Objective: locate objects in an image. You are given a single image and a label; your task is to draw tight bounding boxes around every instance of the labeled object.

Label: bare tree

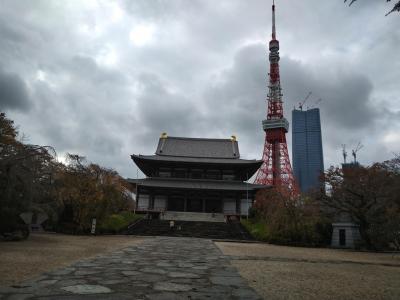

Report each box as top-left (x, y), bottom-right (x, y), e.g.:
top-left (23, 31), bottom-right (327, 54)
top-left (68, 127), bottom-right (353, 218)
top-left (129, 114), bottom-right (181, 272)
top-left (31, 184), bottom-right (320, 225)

top-left (254, 187), bottom-right (332, 246)
top-left (1, 113), bottom-right (59, 238)
top-left (344, 0), bottom-right (400, 16)
top-left (321, 158), bottom-right (400, 249)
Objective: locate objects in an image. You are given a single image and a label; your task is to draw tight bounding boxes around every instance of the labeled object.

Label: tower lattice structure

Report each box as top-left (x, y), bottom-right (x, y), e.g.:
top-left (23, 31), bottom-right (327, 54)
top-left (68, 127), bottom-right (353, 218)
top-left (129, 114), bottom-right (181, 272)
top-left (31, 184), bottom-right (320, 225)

top-left (255, 1), bottom-right (297, 194)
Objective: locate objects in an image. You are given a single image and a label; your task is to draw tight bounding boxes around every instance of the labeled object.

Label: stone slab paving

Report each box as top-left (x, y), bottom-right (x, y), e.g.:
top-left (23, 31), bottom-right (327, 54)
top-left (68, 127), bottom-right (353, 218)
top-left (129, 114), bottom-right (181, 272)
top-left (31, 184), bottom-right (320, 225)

top-left (0, 237), bottom-right (261, 299)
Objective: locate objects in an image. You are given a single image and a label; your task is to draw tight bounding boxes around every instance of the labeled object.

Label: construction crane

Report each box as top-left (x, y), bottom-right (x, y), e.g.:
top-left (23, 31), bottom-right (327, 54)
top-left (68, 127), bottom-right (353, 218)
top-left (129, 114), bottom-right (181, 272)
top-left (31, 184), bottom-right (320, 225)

top-left (298, 91), bottom-right (312, 111)
top-left (352, 142), bottom-right (363, 163)
top-left (342, 144), bottom-right (347, 164)
top-left (308, 98), bottom-right (322, 109)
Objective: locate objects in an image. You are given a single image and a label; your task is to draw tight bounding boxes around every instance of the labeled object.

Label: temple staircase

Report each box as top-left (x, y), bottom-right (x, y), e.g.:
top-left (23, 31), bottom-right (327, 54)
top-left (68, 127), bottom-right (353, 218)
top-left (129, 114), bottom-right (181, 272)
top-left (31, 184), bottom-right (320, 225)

top-left (127, 219), bottom-right (253, 241)
top-left (160, 211), bottom-right (225, 222)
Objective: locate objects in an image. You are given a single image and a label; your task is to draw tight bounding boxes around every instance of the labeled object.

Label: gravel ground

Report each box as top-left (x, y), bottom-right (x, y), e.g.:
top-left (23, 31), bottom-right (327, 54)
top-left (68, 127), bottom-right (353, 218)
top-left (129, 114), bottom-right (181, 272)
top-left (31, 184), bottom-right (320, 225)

top-left (216, 242), bottom-right (400, 266)
top-left (232, 260), bottom-right (400, 300)
top-left (0, 232), bottom-right (143, 286)
top-left (216, 242), bottom-right (400, 300)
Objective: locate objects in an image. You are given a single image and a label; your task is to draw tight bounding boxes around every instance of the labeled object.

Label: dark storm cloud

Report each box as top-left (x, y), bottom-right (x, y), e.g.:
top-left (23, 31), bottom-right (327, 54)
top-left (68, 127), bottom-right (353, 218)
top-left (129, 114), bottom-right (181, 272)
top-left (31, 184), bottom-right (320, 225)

top-left (280, 58), bottom-right (375, 129)
top-left (203, 44), bottom-right (266, 148)
top-left (0, 19), bottom-right (26, 43)
top-left (0, 68), bottom-right (31, 111)
top-left (26, 56), bottom-right (129, 155)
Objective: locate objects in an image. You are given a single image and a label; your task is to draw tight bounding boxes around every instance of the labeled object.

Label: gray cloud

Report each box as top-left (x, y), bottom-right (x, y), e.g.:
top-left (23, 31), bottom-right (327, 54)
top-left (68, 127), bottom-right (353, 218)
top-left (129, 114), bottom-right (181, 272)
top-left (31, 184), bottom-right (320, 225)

top-left (279, 58), bottom-right (375, 129)
top-left (135, 72), bottom-right (202, 137)
top-left (0, 0), bottom-right (399, 177)
top-left (0, 68), bottom-right (31, 111)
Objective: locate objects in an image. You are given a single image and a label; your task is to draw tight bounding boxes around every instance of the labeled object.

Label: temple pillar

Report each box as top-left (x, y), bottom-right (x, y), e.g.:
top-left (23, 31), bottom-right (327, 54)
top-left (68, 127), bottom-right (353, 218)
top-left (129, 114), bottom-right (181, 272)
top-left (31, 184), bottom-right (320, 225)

top-left (135, 186), bottom-right (139, 211)
top-left (235, 193), bottom-right (241, 215)
top-left (150, 191), bottom-right (154, 210)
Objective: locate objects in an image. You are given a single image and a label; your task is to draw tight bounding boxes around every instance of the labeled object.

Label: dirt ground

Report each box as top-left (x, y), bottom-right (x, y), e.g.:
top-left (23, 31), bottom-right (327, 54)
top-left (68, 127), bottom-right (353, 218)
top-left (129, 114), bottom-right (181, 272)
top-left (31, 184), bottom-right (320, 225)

top-left (216, 242), bottom-right (400, 300)
top-left (0, 233), bottom-right (143, 286)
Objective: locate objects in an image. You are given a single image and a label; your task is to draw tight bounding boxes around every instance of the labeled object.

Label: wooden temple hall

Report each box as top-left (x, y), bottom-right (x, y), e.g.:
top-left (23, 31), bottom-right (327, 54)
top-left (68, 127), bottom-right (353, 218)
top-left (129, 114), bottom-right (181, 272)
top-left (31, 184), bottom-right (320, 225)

top-left (128, 134), bottom-right (266, 220)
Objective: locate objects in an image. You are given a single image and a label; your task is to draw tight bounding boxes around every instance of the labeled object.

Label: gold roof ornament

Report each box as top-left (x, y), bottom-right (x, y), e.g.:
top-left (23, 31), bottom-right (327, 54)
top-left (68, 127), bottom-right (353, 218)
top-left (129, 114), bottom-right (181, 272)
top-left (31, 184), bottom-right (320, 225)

top-left (231, 135), bottom-right (237, 141)
top-left (160, 132), bottom-right (168, 139)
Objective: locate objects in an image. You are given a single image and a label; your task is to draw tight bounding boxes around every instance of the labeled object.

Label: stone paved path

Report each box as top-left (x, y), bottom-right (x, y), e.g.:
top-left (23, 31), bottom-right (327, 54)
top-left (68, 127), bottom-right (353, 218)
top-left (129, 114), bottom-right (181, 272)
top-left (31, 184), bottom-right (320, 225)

top-left (0, 237), bottom-right (261, 299)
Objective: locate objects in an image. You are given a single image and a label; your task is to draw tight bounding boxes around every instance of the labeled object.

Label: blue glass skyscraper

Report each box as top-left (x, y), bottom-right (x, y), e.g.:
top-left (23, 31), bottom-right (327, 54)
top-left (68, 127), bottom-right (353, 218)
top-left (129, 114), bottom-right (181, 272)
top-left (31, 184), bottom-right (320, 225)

top-left (292, 108), bottom-right (324, 193)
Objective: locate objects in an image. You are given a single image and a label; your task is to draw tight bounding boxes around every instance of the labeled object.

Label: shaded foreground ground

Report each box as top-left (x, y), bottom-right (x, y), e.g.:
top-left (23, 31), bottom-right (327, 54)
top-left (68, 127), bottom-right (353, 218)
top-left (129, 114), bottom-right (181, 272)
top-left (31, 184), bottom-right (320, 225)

top-left (0, 233), bottom-right (143, 286)
top-left (0, 235), bottom-right (259, 299)
top-left (216, 242), bottom-right (400, 300)
top-left (2, 234), bottom-right (400, 299)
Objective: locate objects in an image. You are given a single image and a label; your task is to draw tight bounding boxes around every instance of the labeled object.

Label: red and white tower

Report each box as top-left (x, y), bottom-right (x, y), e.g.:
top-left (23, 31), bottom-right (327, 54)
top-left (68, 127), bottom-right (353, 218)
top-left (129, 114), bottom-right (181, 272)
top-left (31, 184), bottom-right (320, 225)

top-left (255, 1), bottom-right (298, 194)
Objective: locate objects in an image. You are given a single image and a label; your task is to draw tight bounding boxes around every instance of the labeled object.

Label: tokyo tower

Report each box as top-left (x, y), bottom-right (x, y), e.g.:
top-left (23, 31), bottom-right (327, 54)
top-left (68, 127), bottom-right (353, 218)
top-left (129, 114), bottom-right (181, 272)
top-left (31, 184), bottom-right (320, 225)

top-left (255, 0), bottom-right (298, 194)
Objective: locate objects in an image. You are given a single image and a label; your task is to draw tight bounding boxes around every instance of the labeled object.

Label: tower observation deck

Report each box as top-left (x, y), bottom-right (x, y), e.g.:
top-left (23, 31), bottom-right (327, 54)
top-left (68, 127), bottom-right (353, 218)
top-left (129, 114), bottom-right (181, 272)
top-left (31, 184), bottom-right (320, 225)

top-left (255, 1), bottom-right (298, 194)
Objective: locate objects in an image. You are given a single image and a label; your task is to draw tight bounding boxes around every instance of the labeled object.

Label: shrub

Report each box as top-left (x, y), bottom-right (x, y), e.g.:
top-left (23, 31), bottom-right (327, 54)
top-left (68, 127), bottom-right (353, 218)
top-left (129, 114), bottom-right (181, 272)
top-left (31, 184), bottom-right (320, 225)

top-left (241, 218), bottom-right (270, 241)
top-left (99, 214), bottom-right (126, 233)
top-left (119, 211), bottom-right (142, 224)
top-left (98, 212), bottom-right (142, 234)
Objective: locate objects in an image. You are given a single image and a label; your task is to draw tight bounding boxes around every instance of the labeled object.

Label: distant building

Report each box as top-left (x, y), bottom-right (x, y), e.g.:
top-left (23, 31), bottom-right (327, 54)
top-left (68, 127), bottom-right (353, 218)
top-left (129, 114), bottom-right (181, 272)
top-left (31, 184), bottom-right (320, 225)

top-left (331, 222), bottom-right (361, 249)
top-left (292, 108), bottom-right (324, 193)
top-left (331, 162), bottom-right (362, 249)
top-left (128, 134), bottom-right (266, 222)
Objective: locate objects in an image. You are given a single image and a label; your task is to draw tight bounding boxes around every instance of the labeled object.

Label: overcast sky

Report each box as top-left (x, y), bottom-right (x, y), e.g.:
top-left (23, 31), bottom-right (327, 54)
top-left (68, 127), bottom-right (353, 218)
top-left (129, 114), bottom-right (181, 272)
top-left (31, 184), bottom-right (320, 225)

top-left (0, 0), bottom-right (399, 178)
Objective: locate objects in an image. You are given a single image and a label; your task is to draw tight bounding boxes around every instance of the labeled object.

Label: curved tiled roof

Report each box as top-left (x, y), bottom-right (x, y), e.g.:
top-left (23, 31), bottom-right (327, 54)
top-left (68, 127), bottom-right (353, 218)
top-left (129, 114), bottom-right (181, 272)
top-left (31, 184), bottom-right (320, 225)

top-left (131, 136), bottom-right (262, 179)
top-left (156, 136), bottom-right (240, 158)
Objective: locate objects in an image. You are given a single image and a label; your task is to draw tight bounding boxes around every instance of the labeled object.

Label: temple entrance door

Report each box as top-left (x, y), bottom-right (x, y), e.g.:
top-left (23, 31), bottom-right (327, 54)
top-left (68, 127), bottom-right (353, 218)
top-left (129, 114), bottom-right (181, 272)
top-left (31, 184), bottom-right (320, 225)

top-left (205, 198), bottom-right (222, 213)
top-left (339, 229), bottom-right (346, 246)
top-left (168, 196), bottom-right (185, 211)
top-left (187, 198), bottom-right (203, 212)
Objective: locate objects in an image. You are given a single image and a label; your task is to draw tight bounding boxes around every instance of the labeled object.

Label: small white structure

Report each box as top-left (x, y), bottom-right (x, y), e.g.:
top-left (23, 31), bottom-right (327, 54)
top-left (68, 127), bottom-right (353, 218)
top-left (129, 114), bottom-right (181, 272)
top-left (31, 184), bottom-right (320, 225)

top-left (331, 222), bottom-right (361, 248)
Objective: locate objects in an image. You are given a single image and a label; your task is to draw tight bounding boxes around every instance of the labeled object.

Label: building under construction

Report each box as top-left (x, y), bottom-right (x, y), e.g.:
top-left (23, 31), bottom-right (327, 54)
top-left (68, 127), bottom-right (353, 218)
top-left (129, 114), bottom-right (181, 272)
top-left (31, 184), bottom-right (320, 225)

top-left (292, 107), bottom-right (324, 193)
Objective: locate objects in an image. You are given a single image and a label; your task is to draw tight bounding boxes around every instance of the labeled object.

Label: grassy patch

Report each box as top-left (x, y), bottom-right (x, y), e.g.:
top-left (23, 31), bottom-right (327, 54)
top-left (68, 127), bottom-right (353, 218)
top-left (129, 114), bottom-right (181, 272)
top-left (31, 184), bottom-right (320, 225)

top-left (241, 218), bottom-right (270, 241)
top-left (242, 217), bottom-right (333, 246)
top-left (99, 212), bottom-right (143, 234)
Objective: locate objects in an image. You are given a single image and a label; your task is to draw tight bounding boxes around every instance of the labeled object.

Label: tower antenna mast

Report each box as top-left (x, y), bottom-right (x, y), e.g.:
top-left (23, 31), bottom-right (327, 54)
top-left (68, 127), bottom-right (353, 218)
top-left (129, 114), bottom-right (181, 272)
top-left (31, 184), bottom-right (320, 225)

top-left (272, 0), bottom-right (276, 40)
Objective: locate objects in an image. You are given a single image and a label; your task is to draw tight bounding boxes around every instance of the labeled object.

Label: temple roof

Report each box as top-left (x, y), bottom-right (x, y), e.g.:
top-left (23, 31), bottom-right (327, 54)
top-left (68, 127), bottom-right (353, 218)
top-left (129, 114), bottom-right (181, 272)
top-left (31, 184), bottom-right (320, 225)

top-left (156, 136), bottom-right (240, 159)
top-left (131, 154), bottom-right (262, 180)
top-left (131, 135), bottom-right (262, 179)
top-left (131, 154), bottom-right (262, 165)
top-left (127, 177), bottom-right (268, 192)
